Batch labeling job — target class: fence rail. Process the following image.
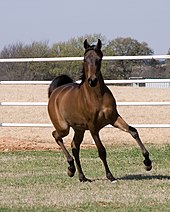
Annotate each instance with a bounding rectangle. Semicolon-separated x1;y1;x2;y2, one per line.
0;55;170;63
1;79;170;128
0;123;170;128
1;101;170;106
1;79;170;85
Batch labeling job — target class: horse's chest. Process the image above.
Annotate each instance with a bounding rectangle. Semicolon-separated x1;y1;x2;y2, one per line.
99;107;113;122
88;106;113;125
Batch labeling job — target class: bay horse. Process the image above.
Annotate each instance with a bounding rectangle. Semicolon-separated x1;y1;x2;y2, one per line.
48;39;152;182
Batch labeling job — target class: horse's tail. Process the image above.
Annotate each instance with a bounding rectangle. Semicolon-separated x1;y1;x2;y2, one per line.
48;74;73;98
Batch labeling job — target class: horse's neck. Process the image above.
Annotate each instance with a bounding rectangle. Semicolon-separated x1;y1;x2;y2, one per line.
82;73;107;98
98;73;105;88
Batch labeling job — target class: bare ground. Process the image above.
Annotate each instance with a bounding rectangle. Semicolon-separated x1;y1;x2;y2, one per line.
0;85;170;151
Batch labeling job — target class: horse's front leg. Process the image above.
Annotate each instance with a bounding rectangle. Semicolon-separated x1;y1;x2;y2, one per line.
113;115;152;171
71;130;91;182
90;131;116;182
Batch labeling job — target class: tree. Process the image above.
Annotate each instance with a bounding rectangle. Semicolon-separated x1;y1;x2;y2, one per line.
0;43;29;80
25;41;52;80
104;37;154;79
1;35;164;81
0;41;53;80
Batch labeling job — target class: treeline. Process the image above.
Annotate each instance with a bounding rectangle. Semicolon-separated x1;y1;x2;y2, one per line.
0;34;169;80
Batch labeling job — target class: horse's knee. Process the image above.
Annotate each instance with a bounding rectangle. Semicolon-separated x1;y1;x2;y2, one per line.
52;128;69;140
129;126;139;139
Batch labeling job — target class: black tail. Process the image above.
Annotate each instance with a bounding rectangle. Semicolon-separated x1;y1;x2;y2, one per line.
48;74;73;98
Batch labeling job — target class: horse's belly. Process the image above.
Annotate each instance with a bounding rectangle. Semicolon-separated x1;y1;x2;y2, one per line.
65;113;89;130
71;122;89;130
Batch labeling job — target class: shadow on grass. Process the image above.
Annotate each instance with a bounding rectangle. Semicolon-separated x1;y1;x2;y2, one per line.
118;174;170;181
89;174;170;183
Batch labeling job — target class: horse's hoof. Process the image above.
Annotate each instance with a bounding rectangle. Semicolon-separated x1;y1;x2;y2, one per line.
107;173;117;182
145;165;152;171
143;159;152;171
67;167;76;177
79;175;92;182
67;170;74;177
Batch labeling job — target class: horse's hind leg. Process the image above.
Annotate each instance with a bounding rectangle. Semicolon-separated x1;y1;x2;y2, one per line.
113;115;152;171
71;130;91;182
52;130;76;177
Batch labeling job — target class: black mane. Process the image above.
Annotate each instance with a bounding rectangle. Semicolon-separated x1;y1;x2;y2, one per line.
48;74;73;98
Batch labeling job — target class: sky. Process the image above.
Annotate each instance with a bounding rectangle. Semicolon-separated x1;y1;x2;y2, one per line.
0;0;170;54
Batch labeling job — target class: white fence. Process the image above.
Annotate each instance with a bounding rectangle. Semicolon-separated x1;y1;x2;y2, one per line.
145;82;170;88
0;55;170;128
1;79;170;128
0;54;170;62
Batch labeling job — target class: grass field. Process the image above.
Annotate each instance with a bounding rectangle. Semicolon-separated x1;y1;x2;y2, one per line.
0;144;169;211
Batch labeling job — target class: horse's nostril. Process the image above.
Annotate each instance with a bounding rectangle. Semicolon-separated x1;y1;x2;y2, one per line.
93;78;98;86
88;78;92;86
88;78;98;87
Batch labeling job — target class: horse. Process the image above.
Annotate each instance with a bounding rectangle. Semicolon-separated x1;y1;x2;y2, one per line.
48;39;152;182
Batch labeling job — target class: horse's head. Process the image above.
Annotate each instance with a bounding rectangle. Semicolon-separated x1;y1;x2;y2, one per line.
83;39;103;87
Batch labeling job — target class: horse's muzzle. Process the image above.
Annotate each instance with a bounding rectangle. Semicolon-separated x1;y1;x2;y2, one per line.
88;78;98;87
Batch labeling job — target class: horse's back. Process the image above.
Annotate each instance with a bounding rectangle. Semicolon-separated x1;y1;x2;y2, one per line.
49;83;80;103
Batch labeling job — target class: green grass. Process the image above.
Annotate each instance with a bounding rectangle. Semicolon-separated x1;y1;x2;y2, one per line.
0;144;169;211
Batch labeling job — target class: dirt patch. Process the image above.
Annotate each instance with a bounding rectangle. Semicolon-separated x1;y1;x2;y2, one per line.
0;136;97;152
0;127;169;152
0;137;58;152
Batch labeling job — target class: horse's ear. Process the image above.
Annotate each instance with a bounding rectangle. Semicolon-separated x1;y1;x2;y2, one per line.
96;39;102;50
84;39;90;49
